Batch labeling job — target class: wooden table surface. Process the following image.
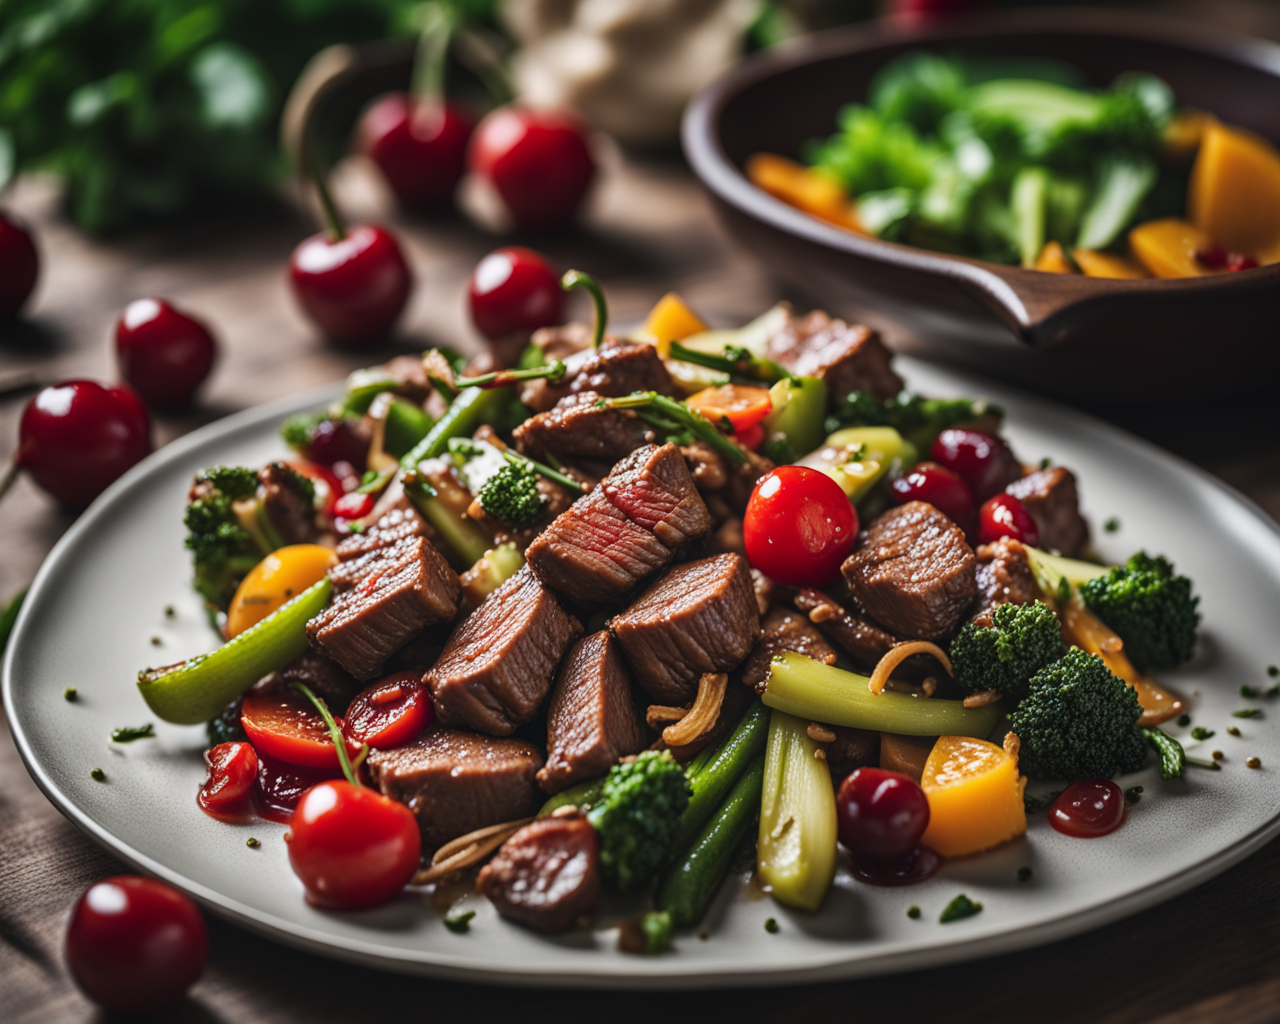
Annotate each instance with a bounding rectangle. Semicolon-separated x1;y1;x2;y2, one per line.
3;151;1279;1023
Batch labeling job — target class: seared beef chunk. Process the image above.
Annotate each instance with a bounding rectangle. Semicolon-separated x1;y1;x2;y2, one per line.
379;353;435;405
307;535;459;679
826;726;880;780
529;321;595;363
1005;466;1089;557
738;607;838;693
792;588;897;668
842;501;976;641
426;567;582;736
382;624;450;674
611;554;761;704
538;632;647;794
477;814;600;933
258;462;319;544
766;310;903;402
682;442;776;517
527;444;711;606
367;728;542;849
970;536;1040;625
514;392;654;465
521;339;677;413
335;506;426;560
270;650;360;715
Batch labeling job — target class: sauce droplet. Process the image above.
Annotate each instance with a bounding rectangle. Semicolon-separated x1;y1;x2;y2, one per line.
1048;779;1126;838
852;844;941;886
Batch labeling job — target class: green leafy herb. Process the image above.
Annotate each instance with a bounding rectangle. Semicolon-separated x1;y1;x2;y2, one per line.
1139;727;1185;781
1177;713;1191;727
1190;727;1214;741
1233;709;1262;719
1125;786;1144;805
246;837;260;848
1268;666;1279;678
90;768;106;781
939;894;983;924
64;687;78;702
1104;517;1120;533
1024;789;1064;814
907;905;922;918
1240;685;1258;699
444;910;476;933
764;917;780;933
111;724;156;743
1016;867;1033;882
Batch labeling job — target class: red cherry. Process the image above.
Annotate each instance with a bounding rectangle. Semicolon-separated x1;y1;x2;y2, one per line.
0;211;38;317
114;298;217;410
301;417;368;472
288;225;412;345
468;246;564;341
835;767;931;862
17;381;152;506
978;492;1040;546
744;465;858;587
931;428;1021;501
1227;252;1260;272
65;876;207;1014
1049;779;1126;838
359;94;475;210
286;780;422;909
468;106;595;230
889;460;978;537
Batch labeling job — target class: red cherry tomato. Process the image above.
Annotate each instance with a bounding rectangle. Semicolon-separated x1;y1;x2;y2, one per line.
333;490;375;522
468;246;564;340
304;417;368;471
0;210;39;317
737;421;766;451
114;298;217;410
468;106;595;230
1049;779;1126;838
288;225;412;345
255;752;339;823
889;460;978;536
241;689;357;770
978;492;1039;547
744;466;858;587
343;673;433;750
931;428;1020;502
284;457;344;519
686;383;773;433
65;876;207;1014
836;766;931;862
197;741;259;822
359;94;475;210
286;780;422;909
17;381;152;507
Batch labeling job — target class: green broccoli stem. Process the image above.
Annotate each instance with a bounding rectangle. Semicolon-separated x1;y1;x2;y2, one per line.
599;392;747;467
561;270;606;349
537;776;607;818
454;360;567;390
656;753;765;929
667;342;794;384
1139;726;1186;780
401;385;514;470
292;682;362;787
137;579;332;725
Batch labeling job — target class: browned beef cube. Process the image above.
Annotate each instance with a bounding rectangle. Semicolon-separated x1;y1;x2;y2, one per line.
792;588;897;668
526;444;711;606
530;321;596;362
610;554;761;704
306;535;459;679
738;607;838;693
842;502;976;641
477;814;600;933
425;567;582;736
513;391;655;466
258;462;320;545
366;728;543;849
681;443;776;517
537;632;647;794
269;650;361;715
1005;466;1089;557
767;310;904;401
335;505;426;561
970;536;1041;625
521;339;677;412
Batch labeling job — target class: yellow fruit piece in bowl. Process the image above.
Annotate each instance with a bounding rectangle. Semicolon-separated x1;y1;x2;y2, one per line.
1189;121;1280;262
920;734;1027;858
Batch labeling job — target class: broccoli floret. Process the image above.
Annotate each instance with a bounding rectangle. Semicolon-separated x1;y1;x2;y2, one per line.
280;410;328;453
478;461;545;528
587;750;692;895
1010;648;1148;780
950;601;1066;701
183;466;270;611
1078;552;1200;671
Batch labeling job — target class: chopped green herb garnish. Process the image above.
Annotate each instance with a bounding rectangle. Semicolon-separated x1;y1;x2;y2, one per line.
1228;726;1242;736
1213;750;1224;760
1177;713;1191;727
907;905;922;918
1140;727;1185;780
164;605;176;617
1039;457;1052;469
90;768;105;781
639;910;673;954
1016;867;1033;882
939;894;983;924
764;917;780;933
1268;665;1278;678
1185;755;1221;771
444;910;476;934
64;687;78;702
1233;709;1262;719
246;837;260;848
1103;517;1120;533
1246;756;1262;769
1190;726;1214;740
1240;685;1258;699
111;724;156;743
1125;786;1144;804
1024;789;1064;814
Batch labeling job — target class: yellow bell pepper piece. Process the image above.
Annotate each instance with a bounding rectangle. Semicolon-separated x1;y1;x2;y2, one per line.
920;735;1027;858
746;153;866;234
1032;240;1075;274
1189;121;1280;261
642;292;708;350
1129;218;1215;279
1072;249;1147;279
226;544;337;638
1162;109;1216;160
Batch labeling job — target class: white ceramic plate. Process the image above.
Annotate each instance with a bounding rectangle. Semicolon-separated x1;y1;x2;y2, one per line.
6;359;1280;989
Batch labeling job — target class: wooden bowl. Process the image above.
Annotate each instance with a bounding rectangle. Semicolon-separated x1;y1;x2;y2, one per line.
682;10;1280;402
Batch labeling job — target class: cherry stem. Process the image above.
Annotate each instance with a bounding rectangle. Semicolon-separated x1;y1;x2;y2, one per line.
561;270;606;349
310;162;346;243
292;682;360;787
0;456;19;507
453;28;514;105
410;2;455;114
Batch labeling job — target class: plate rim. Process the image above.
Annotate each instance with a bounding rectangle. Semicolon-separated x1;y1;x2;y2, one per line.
6;368;1280;989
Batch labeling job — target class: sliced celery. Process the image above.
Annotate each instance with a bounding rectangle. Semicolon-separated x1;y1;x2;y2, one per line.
758;709;838;912
764;652;1003;736
762;376;828;462
1025;546;1110;596
798;426;917;504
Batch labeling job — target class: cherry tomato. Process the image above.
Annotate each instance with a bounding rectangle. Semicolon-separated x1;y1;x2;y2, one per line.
285;457;345;518
286;780;422;909
17;381;152;507
197;741;259;822
931;428;1021;501
836;767;931;862
65;876;207;1013
333;491;375;522
304;417;368;472
468;106;595;230
359;94;475;210
288;224;412;345
241;688;357;770
0;210;39;317
1049;779;1126;838
255;752;339;823
686;384;773;434
114;298;217;410
343;673;433;750
468;246;563;341
737;421;766;451
978;492;1039;547
744;466;858;587
890;460;977;537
